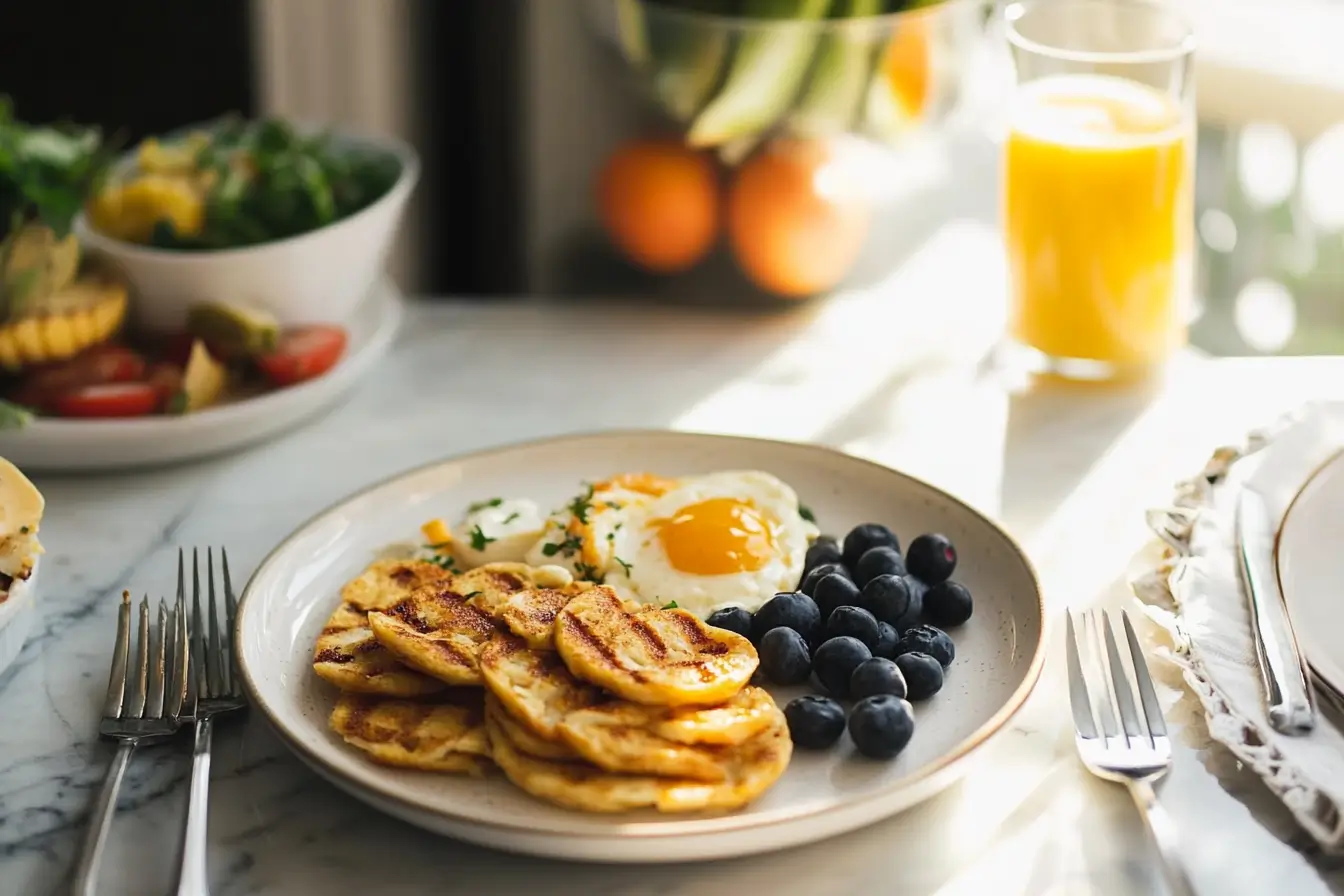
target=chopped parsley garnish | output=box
[605,501,621,510]
[574,562,603,583]
[799,504,816,523]
[463,591,482,599]
[541,534,583,558]
[614,522,623,530]
[614,557,633,575]
[424,541,452,551]
[428,554,458,572]
[19,526,28,534]
[567,485,595,524]
[469,525,496,551]
[662,600,678,609]
[467,497,504,513]
[502,511,520,525]
[606,531,615,542]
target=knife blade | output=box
[1236,487,1317,735]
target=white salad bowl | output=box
[74,129,419,332]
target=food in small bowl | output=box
[77,115,418,331]
[0,456,43,679]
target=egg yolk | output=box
[594,472,678,498]
[655,498,776,575]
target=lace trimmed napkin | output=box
[1132,401,1344,850]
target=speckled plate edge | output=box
[235,432,1047,860]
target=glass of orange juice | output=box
[1002,0,1195,380]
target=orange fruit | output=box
[727,138,871,299]
[595,138,720,273]
[882,15,932,120]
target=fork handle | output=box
[72,740,135,896]
[173,717,215,896]
[1129,779,1197,896]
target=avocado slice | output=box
[789,0,885,137]
[687,0,834,148]
[170,340,228,414]
[186,301,280,359]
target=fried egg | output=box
[450,498,546,568]
[602,471,818,615]
[522,473,678,582]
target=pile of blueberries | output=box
[707,523,973,760]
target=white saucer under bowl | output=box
[0,279,403,472]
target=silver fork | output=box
[172,547,248,896]
[1066,609,1197,896]
[72,590,189,896]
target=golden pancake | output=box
[554,587,758,706]
[312,603,446,697]
[488,584,595,650]
[487,711,792,814]
[484,692,580,761]
[340,559,453,612]
[459,562,574,619]
[478,632,603,740]
[367,585,498,686]
[330,691,492,775]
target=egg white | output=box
[522,485,653,581]
[603,470,819,616]
[450,498,546,568]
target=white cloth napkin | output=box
[1133,400,1344,850]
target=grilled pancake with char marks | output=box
[367,585,498,686]
[484,692,580,760]
[554,588,758,706]
[554,686,778,782]
[341,559,453,612]
[330,691,492,774]
[488,584,594,650]
[313,603,446,697]
[479,632,603,741]
[456,562,572,617]
[487,710,792,814]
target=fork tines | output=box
[180,546,243,706]
[101,587,189,729]
[1065,608,1167,746]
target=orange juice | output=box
[1004,73,1193,367]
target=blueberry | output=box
[759,627,812,685]
[850,657,907,701]
[751,591,822,643]
[848,694,916,759]
[804,536,844,572]
[893,576,926,631]
[783,695,847,749]
[924,580,973,627]
[859,574,912,626]
[812,636,872,698]
[812,573,862,621]
[873,621,899,659]
[895,624,955,667]
[895,653,944,700]
[705,606,753,639]
[854,546,906,587]
[800,562,849,597]
[907,533,957,585]
[825,605,880,650]
[842,523,900,570]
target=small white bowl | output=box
[75,129,419,331]
[0,561,38,681]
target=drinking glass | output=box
[1002,0,1196,380]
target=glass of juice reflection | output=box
[1003,0,1195,379]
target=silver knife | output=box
[1236,487,1317,735]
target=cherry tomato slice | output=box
[13,346,148,411]
[256,325,348,387]
[53,382,161,418]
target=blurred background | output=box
[5,0,1339,356]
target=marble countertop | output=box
[5,294,1344,896]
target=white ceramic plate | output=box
[0,279,403,472]
[237,432,1046,863]
[1276,448,1344,699]
[0,561,38,681]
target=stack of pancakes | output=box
[313,559,792,813]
